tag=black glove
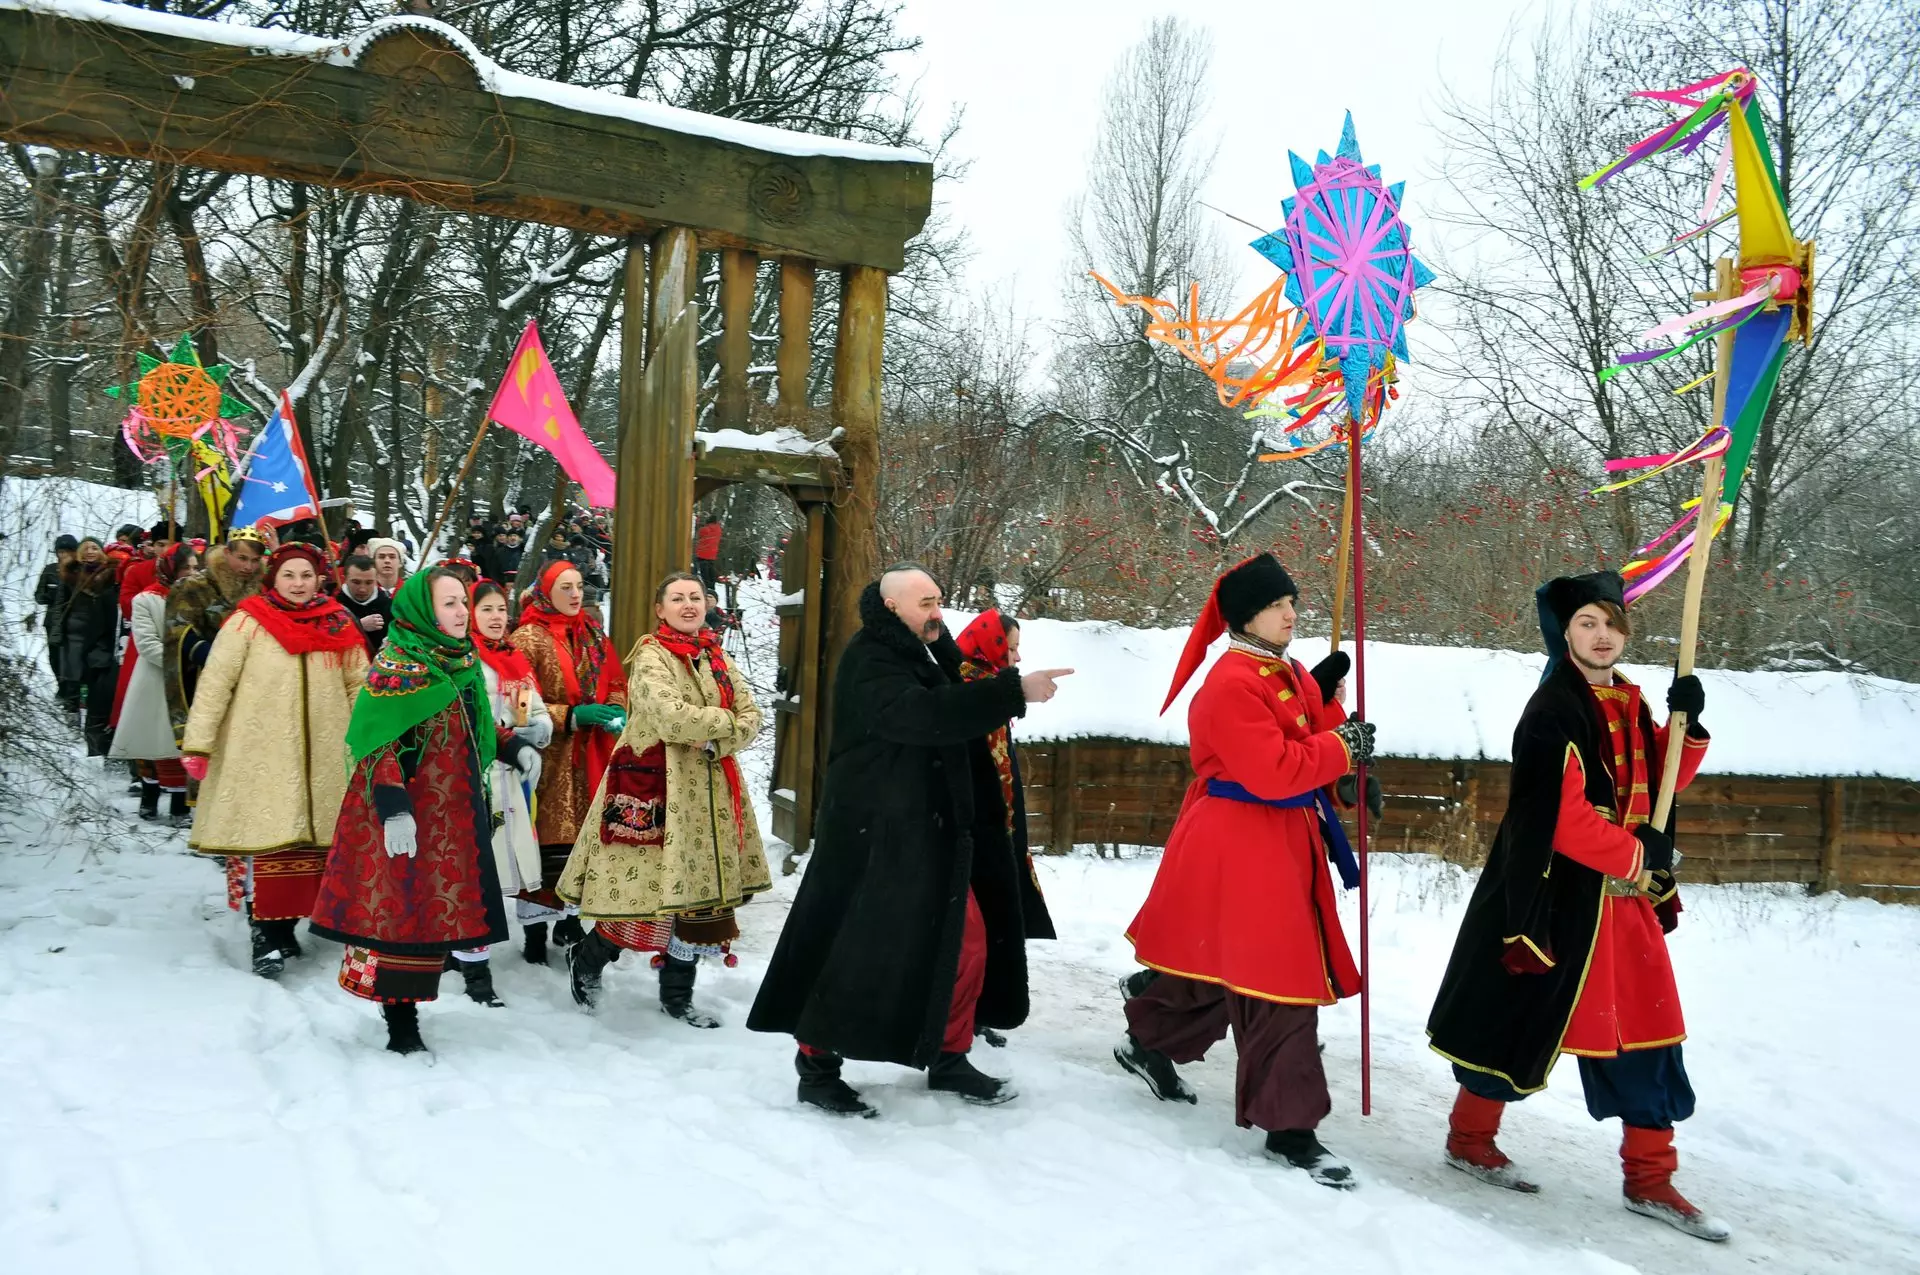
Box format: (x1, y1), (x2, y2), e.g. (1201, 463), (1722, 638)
(500, 734), (536, 773)
(1336, 772), (1385, 818)
(1330, 718), (1375, 768)
(1309, 651), (1350, 705)
(1667, 674), (1704, 720)
(1634, 823), (1675, 875)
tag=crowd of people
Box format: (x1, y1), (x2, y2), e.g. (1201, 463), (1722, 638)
(28, 523), (1728, 1243)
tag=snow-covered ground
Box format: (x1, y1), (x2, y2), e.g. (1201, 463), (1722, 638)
(5, 479), (1919, 1272)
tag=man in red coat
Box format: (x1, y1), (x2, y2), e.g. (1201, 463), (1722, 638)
(1427, 571), (1726, 1242)
(1115, 554), (1375, 1188)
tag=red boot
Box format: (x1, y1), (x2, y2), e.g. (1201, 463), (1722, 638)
(1444, 1086), (1538, 1193)
(1621, 1125), (1731, 1242)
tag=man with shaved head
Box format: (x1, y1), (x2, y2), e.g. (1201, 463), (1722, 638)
(750, 564), (1072, 1116)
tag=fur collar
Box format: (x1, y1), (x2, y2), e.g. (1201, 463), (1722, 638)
(858, 580), (964, 675)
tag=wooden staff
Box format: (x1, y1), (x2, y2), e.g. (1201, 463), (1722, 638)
(421, 407), (492, 564)
(1347, 411), (1373, 1117)
(1651, 256), (1738, 829)
(1329, 476), (1355, 647)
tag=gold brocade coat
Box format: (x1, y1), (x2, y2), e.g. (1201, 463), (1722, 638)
(510, 623), (628, 846)
(180, 612), (369, 855)
(558, 636), (770, 921)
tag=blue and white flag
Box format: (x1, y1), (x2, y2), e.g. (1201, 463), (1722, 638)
(230, 391), (321, 529)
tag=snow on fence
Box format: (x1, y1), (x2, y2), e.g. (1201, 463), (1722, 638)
(979, 614), (1920, 901)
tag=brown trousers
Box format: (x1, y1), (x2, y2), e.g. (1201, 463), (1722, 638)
(1125, 972), (1330, 1132)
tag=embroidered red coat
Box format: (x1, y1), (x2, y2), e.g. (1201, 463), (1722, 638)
(1555, 677), (1708, 1056)
(1126, 647), (1360, 1005)
(309, 683), (508, 955)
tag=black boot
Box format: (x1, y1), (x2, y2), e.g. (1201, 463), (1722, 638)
(1264, 1129), (1355, 1190)
(568, 930), (618, 1010)
(383, 1002), (427, 1054)
(1118, 968), (1161, 1001)
(274, 919), (303, 961)
(166, 789), (191, 828)
(458, 957), (505, 1007)
(137, 780), (161, 821)
(522, 921), (549, 966)
(1113, 1032), (1198, 1103)
(658, 954), (721, 1028)
(796, 1049), (876, 1118)
(552, 914), (585, 948)
(928, 1051), (1017, 1105)
(249, 923), (286, 979)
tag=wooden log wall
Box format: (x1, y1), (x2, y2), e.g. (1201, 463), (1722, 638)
(1019, 739), (1920, 902)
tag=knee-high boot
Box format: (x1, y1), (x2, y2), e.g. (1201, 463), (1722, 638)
(1621, 1125), (1730, 1241)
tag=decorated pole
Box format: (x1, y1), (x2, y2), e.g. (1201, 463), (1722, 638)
(1651, 256), (1738, 827)
(1329, 478), (1355, 647)
(421, 405), (493, 563)
(1346, 419), (1372, 1114)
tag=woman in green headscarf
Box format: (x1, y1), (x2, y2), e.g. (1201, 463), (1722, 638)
(309, 569), (542, 1054)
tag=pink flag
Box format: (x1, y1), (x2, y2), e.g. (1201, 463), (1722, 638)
(487, 320), (616, 507)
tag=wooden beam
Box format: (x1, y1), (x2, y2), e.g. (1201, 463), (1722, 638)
(1816, 777), (1846, 894)
(0, 11), (931, 272)
(776, 260), (816, 427)
(791, 499), (829, 857)
(693, 437), (843, 497)
(717, 249), (757, 433)
(824, 266), (885, 669)
(611, 235), (649, 655)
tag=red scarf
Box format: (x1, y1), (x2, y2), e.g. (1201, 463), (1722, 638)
(653, 622), (747, 843)
(955, 609), (1013, 671)
(234, 591), (363, 662)
(521, 559), (625, 792)
(474, 632), (537, 689)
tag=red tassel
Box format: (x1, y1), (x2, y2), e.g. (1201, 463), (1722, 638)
(1161, 589), (1226, 714)
(649, 953), (666, 969)
(723, 952), (739, 968)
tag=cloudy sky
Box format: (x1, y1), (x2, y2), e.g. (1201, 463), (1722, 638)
(889, 0), (1556, 334)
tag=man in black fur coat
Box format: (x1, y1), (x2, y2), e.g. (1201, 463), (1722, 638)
(748, 565), (1071, 1116)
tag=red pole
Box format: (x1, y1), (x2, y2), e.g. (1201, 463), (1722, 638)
(1347, 412), (1371, 1117)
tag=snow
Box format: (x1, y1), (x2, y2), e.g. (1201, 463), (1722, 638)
(1, 476), (155, 634)
(3, 550), (1919, 1273)
(951, 613), (1920, 782)
(695, 427), (841, 458)
(3, 1), (928, 165)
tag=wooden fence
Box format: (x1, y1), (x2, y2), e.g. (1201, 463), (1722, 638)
(1019, 739), (1920, 902)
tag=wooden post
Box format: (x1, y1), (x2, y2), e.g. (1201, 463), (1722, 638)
(776, 259), (815, 428)
(611, 234), (649, 653)
(791, 499), (828, 856)
(1050, 742), (1079, 855)
(1816, 777), (1845, 894)
(421, 404), (493, 563)
(650, 225), (699, 575)
(825, 265), (885, 668)
(1652, 257), (1739, 830)
(717, 248), (757, 433)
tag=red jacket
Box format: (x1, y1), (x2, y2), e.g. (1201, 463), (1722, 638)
(1555, 677), (1708, 1056)
(1127, 646), (1360, 1005)
(109, 557), (158, 725)
(694, 522), (723, 561)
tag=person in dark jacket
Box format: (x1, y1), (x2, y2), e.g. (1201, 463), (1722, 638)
(746, 565), (1072, 1116)
(337, 555), (392, 655)
(53, 538), (122, 752)
(35, 533), (79, 681)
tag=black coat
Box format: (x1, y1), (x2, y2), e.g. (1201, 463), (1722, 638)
(747, 583), (1033, 1067)
(53, 562), (120, 683)
(337, 588), (392, 656)
(1426, 658), (1676, 1093)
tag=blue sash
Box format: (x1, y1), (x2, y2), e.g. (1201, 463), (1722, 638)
(1204, 778), (1360, 890)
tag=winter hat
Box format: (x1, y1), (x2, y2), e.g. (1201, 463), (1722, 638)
(364, 536), (407, 564)
(1536, 571), (1625, 680)
(264, 541), (331, 589)
(1161, 553), (1301, 714)
(53, 534), (79, 553)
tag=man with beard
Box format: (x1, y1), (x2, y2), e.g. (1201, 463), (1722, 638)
(337, 555), (391, 655)
(747, 565), (1071, 1116)
(163, 527), (266, 746)
(1427, 571), (1725, 1242)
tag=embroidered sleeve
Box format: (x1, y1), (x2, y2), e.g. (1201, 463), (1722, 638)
(364, 651), (433, 696)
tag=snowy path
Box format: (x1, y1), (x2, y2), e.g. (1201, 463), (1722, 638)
(4, 784), (1918, 1274)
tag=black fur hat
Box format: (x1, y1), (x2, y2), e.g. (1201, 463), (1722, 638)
(1536, 570), (1626, 677)
(1217, 553), (1299, 631)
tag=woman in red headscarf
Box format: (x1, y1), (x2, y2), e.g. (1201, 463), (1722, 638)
(509, 559), (628, 965)
(110, 542), (199, 824)
(954, 609), (1056, 1048)
(181, 543), (370, 979)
